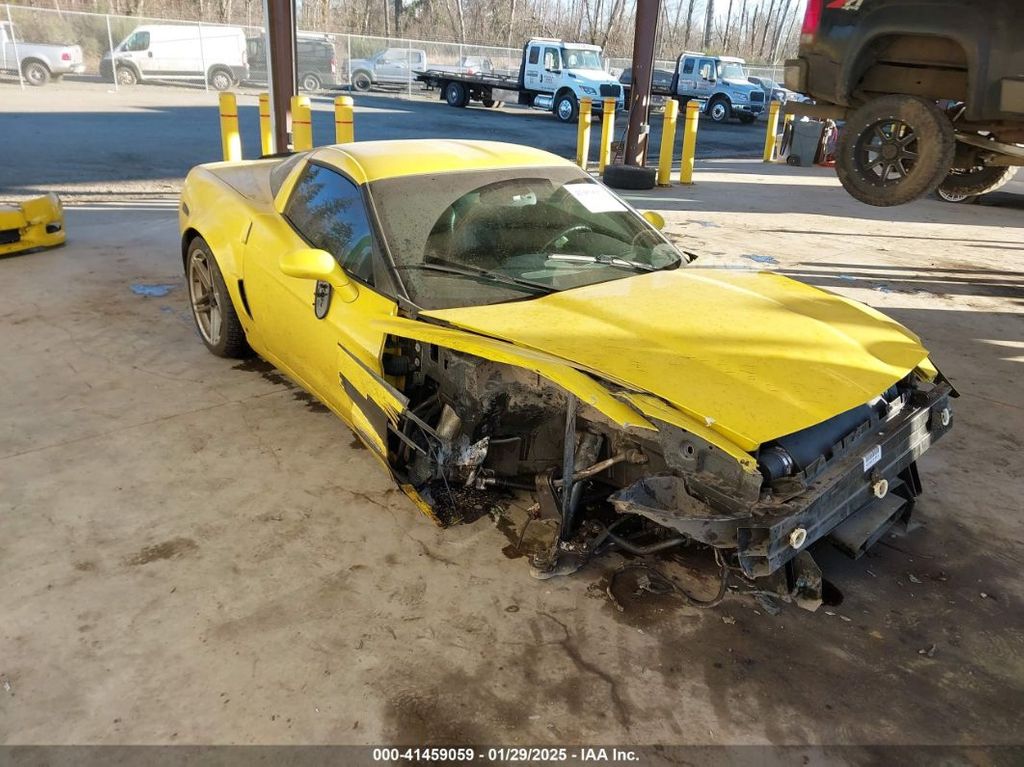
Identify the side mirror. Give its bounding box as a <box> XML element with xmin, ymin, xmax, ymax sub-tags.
<box><xmin>279</xmin><ymin>248</ymin><xmax>359</xmax><ymax>302</ymax></box>
<box><xmin>641</xmin><ymin>210</ymin><xmax>665</xmax><ymax>230</ymax></box>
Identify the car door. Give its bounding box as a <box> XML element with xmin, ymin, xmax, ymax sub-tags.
<box><xmin>523</xmin><ymin>44</ymin><xmax>542</xmax><ymax>89</ymax></box>
<box><xmin>242</xmin><ymin>159</ymin><xmax>398</xmax><ymax>442</ymax></box>
<box><xmin>118</xmin><ymin>29</ymin><xmax>151</xmax><ymax>75</ymax></box>
<box><xmin>540</xmin><ymin>46</ymin><xmax>561</xmax><ymax>91</ymax></box>
<box><xmin>375</xmin><ymin>48</ymin><xmax>407</xmax><ymax>82</ymax></box>
<box><xmin>696</xmin><ymin>58</ymin><xmax>716</xmax><ymax>97</ymax></box>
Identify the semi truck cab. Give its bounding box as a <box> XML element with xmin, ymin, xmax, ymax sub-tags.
<box><xmin>520</xmin><ymin>38</ymin><xmax>624</xmax><ymax>121</ymax></box>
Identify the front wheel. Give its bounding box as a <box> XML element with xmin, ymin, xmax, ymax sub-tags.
<box><xmin>554</xmin><ymin>92</ymin><xmax>579</xmax><ymax>123</ymax></box>
<box><xmin>707</xmin><ymin>97</ymin><xmax>730</xmax><ymax>123</ymax></box>
<box><xmin>116</xmin><ymin>65</ymin><xmax>138</xmax><ymax>86</ymax></box>
<box><xmin>836</xmin><ymin>95</ymin><xmax>955</xmax><ymax>207</ymax></box>
<box><xmin>186</xmin><ymin>237</ymin><xmax>250</xmax><ymax>359</ymax></box>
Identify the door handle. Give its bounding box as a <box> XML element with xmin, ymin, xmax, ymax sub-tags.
<box><xmin>147</xmin><ymin>51</ymin><xmax>153</xmax><ymax>57</ymax></box>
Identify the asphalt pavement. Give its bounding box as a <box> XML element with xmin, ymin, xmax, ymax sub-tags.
<box><xmin>0</xmin><ymin>77</ymin><xmax>766</xmax><ymax>197</ymax></box>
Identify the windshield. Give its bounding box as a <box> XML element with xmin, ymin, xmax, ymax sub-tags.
<box><xmin>718</xmin><ymin>62</ymin><xmax>746</xmax><ymax>80</ymax></box>
<box><xmin>562</xmin><ymin>48</ymin><xmax>603</xmax><ymax>70</ymax></box>
<box><xmin>369</xmin><ymin>167</ymin><xmax>685</xmax><ymax>311</ymax></box>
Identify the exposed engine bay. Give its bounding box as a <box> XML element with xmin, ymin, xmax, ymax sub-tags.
<box><xmin>378</xmin><ymin>338</ymin><xmax>956</xmax><ymax>611</ymax></box>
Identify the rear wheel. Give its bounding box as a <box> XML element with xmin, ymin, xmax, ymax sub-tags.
<box><xmin>836</xmin><ymin>95</ymin><xmax>955</xmax><ymax>207</ymax></box>
<box><xmin>300</xmin><ymin>72</ymin><xmax>322</xmax><ymax>92</ymax></box>
<box><xmin>352</xmin><ymin>71</ymin><xmax>372</xmax><ymax>91</ymax></box>
<box><xmin>936</xmin><ymin>164</ymin><xmax>1016</xmax><ymax>202</ymax></box>
<box><xmin>482</xmin><ymin>98</ymin><xmax>503</xmax><ymax>109</ymax></box>
<box><xmin>554</xmin><ymin>92</ymin><xmax>579</xmax><ymax>123</ymax></box>
<box><xmin>208</xmin><ymin>67</ymin><xmax>233</xmax><ymax>91</ymax></box>
<box><xmin>186</xmin><ymin>237</ymin><xmax>249</xmax><ymax>359</ymax></box>
<box><xmin>445</xmin><ymin>81</ymin><xmax>469</xmax><ymax>107</ymax></box>
<box><xmin>23</xmin><ymin>60</ymin><xmax>50</xmax><ymax>86</ymax></box>
<box><xmin>708</xmin><ymin>97</ymin><xmax>730</xmax><ymax>123</ymax></box>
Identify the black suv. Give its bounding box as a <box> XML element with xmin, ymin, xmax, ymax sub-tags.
<box><xmin>247</xmin><ymin>34</ymin><xmax>338</xmax><ymax>92</ymax></box>
<box><xmin>785</xmin><ymin>0</ymin><xmax>1024</xmax><ymax>206</ymax></box>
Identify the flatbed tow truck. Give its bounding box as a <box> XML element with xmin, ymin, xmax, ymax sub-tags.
<box><xmin>415</xmin><ymin>37</ymin><xmax>624</xmax><ymax>123</ymax></box>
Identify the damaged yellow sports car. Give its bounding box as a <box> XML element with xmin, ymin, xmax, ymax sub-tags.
<box><xmin>0</xmin><ymin>193</ymin><xmax>65</xmax><ymax>257</ymax></box>
<box><xmin>179</xmin><ymin>139</ymin><xmax>955</xmax><ymax>604</ymax></box>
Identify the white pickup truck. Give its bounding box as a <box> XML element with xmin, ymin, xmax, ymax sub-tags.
<box><xmin>415</xmin><ymin>38</ymin><xmax>625</xmax><ymax>123</ymax></box>
<box><xmin>0</xmin><ymin>20</ymin><xmax>84</xmax><ymax>86</ymax></box>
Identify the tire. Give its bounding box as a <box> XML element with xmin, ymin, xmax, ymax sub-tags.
<box><xmin>602</xmin><ymin>163</ymin><xmax>657</xmax><ymax>190</ymax></box>
<box><xmin>836</xmin><ymin>95</ymin><xmax>955</xmax><ymax>207</ymax></box>
<box><xmin>445</xmin><ymin>81</ymin><xmax>469</xmax><ymax>107</ymax></box>
<box><xmin>554</xmin><ymin>92</ymin><xmax>579</xmax><ymax>123</ymax></box>
<box><xmin>300</xmin><ymin>72</ymin><xmax>321</xmax><ymax>92</ymax></box>
<box><xmin>707</xmin><ymin>96</ymin><xmax>730</xmax><ymax>123</ymax></box>
<box><xmin>116</xmin><ymin>65</ymin><xmax>138</xmax><ymax>86</ymax></box>
<box><xmin>186</xmin><ymin>237</ymin><xmax>250</xmax><ymax>359</ymax></box>
<box><xmin>482</xmin><ymin>98</ymin><xmax>503</xmax><ymax>109</ymax></box>
<box><xmin>208</xmin><ymin>68</ymin><xmax>233</xmax><ymax>91</ymax></box>
<box><xmin>352</xmin><ymin>71</ymin><xmax>372</xmax><ymax>92</ymax></box>
<box><xmin>22</xmin><ymin>60</ymin><xmax>50</xmax><ymax>87</ymax></box>
<box><xmin>936</xmin><ymin>164</ymin><xmax>1016</xmax><ymax>202</ymax></box>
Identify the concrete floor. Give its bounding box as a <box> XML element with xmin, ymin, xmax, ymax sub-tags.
<box><xmin>1</xmin><ymin>162</ymin><xmax>1022</xmax><ymax>750</ymax></box>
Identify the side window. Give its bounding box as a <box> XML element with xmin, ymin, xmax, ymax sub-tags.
<box><xmin>698</xmin><ymin>60</ymin><xmax>714</xmax><ymax>80</ymax></box>
<box><xmin>124</xmin><ymin>31</ymin><xmax>150</xmax><ymax>52</ymax></box>
<box><xmin>544</xmin><ymin>47</ymin><xmax>560</xmax><ymax>70</ymax></box>
<box><xmin>285</xmin><ymin>164</ymin><xmax>375</xmax><ymax>285</ymax></box>
<box><xmin>412</xmin><ymin>51</ymin><xmax>424</xmax><ymax>66</ymax></box>
<box><xmin>527</xmin><ymin>46</ymin><xmax>539</xmax><ymax>65</ymax></box>
<box><xmin>682</xmin><ymin>58</ymin><xmax>695</xmax><ymax>75</ymax></box>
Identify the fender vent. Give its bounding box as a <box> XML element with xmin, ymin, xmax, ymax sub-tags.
<box><xmin>0</xmin><ymin>228</ymin><xmax>20</xmax><ymax>245</ymax></box>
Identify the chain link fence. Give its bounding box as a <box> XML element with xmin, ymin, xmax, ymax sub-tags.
<box><xmin>2</xmin><ymin>4</ymin><xmax>784</xmax><ymax>96</ymax></box>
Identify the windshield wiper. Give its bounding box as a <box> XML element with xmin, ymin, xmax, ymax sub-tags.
<box><xmin>546</xmin><ymin>253</ymin><xmax>659</xmax><ymax>272</ymax></box>
<box><xmin>397</xmin><ymin>261</ymin><xmax>555</xmax><ymax>295</ymax></box>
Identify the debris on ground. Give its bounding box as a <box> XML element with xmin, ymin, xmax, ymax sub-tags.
<box><xmin>919</xmin><ymin>644</ymin><xmax>937</xmax><ymax>658</ymax></box>
<box><xmin>130</xmin><ymin>283</ymin><xmax>177</xmax><ymax>297</ymax></box>
<box><xmin>743</xmin><ymin>254</ymin><xmax>779</xmax><ymax>265</ymax></box>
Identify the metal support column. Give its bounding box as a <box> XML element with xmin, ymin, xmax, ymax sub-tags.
<box><xmin>263</xmin><ymin>0</ymin><xmax>297</xmax><ymax>152</ymax></box>
<box><xmin>622</xmin><ymin>0</ymin><xmax>661</xmax><ymax>167</ymax></box>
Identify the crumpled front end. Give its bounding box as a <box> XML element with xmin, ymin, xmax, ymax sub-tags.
<box><xmin>0</xmin><ymin>193</ymin><xmax>66</xmax><ymax>257</ymax></box>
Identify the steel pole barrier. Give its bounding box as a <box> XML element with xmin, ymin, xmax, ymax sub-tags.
<box><xmin>763</xmin><ymin>100</ymin><xmax>781</xmax><ymax>162</ymax></box>
<box><xmin>679</xmin><ymin>100</ymin><xmax>700</xmax><ymax>185</ymax></box>
<box><xmin>105</xmin><ymin>14</ymin><xmax>118</xmax><ymax>92</ymax></box>
<box><xmin>657</xmin><ymin>98</ymin><xmax>679</xmax><ymax>186</ymax></box>
<box><xmin>576</xmin><ymin>98</ymin><xmax>593</xmax><ymax>169</ymax></box>
<box><xmin>6</xmin><ymin>5</ymin><xmax>24</xmax><ymax>89</ymax></box>
<box><xmin>599</xmin><ymin>97</ymin><xmax>616</xmax><ymax>173</ymax></box>
<box><xmin>335</xmin><ymin>96</ymin><xmax>355</xmax><ymax>143</ymax></box>
<box><xmin>197</xmin><ymin>22</ymin><xmax>208</xmax><ymax>92</ymax></box>
<box><xmin>219</xmin><ymin>92</ymin><xmax>242</xmax><ymax>161</ymax></box>
<box><xmin>258</xmin><ymin>93</ymin><xmax>274</xmax><ymax>155</ymax></box>
<box><xmin>291</xmin><ymin>95</ymin><xmax>313</xmax><ymax>150</ymax></box>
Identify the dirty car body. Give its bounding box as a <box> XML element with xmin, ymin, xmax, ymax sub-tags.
<box><xmin>178</xmin><ymin>139</ymin><xmax>954</xmax><ymax>594</ymax></box>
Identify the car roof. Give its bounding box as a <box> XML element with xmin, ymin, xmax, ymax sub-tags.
<box><xmin>313</xmin><ymin>139</ymin><xmax>574</xmax><ymax>184</ymax></box>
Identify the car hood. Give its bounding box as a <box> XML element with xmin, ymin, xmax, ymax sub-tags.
<box><xmin>723</xmin><ymin>78</ymin><xmax>760</xmax><ymax>92</ymax></box>
<box><xmin>568</xmin><ymin>68</ymin><xmax>619</xmax><ymax>83</ymax></box>
<box><xmin>422</xmin><ymin>269</ymin><xmax>931</xmax><ymax>450</ymax></box>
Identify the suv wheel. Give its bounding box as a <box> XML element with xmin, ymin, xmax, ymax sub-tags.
<box><xmin>23</xmin><ymin>60</ymin><xmax>50</xmax><ymax>86</ymax></box>
<box><xmin>708</xmin><ymin>97</ymin><xmax>730</xmax><ymax>123</ymax></box>
<box><xmin>936</xmin><ymin>164</ymin><xmax>1016</xmax><ymax>203</ymax></box>
<box><xmin>554</xmin><ymin>92</ymin><xmax>579</xmax><ymax>123</ymax></box>
<box><xmin>836</xmin><ymin>95</ymin><xmax>955</xmax><ymax>207</ymax></box>
<box><xmin>301</xmin><ymin>73</ymin><xmax>321</xmax><ymax>92</ymax></box>
<box><xmin>352</xmin><ymin>71</ymin><xmax>372</xmax><ymax>91</ymax></box>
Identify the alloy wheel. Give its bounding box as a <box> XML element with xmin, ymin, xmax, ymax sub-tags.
<box><xmin>188</xmin><ymin>250</ymin><xmax>222</xmax><ymax>345</ymax></box>
<box><xmin>854</xmin><ymin>119</ymin><xmax>919</xmax><ymax>187</ymax></box>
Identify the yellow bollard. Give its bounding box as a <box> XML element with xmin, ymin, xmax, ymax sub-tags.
<box><xmin>334</xmin><ymin>96</ymin><xmax>355</xmax><ymax>144</ymax></box>
<box><xmin>656</xmin><ymin>99</ymin><xmax>680</xmax><ymax>187</ymax></box>
<box><xmin>679</xmin><ymin>100</ymin><xmax>701</xmax><ymax>185</ymax></box>
<box><xmin>599</xmin><ymin>97</ymin><xmax>616</xmax><ymax>173</ymax></box>
<box><xmin>576</xmin><ymin>98</ymin><xmax>593</xmax><ymax>169</ymax></box>
<box><xmin>218</xmin><ymin>91</ymin><xmax>241</xmax><ymax>162</ymax></box>
<box><xmin>290</xmin><ymin>95</ymin><xmax>313</xmax><ymax>151</ymax></box>
<box><xmin>763</xmin><ymin>100</ymin><xmax>781</xmax><ymax>162</ymax></box>
<box><xmin>258</xmin><ymin>93</ymin><xmax>273</xmax><ymax>156</ymax></box>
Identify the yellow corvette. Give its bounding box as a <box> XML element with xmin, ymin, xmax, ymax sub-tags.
<box><xmin>179</xmin><ymin>139</ymin><xmax>954</xmax><ymax>601</ymax></box>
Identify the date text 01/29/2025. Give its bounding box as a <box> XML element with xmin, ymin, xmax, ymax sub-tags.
<box><xmin>371</xmin><ymin>747</ymin><xmax>641</xmax><ymax>762</ymax></box>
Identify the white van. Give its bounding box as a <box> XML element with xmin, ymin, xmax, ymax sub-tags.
<box><xmin>100</xmin><ymin>24</ymin><xmax>247</xmax><ymax>90</ymax></box>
